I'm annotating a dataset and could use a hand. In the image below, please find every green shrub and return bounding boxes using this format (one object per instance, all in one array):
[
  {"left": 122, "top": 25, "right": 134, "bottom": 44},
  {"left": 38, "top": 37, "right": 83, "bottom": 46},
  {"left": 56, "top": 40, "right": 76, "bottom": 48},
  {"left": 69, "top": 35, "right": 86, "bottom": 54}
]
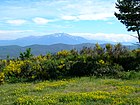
[
  {"left": 118, "top": 71, "right": 140, "bottom": 80},
  {"left": 1, "top": 44, "right": 140, "bottom": 82},
  {"left": 0, "top": 72, "right": 4, "bottom": 84},
  {"left": 19, "top": 48, "right": 33, "bottom": 60},
  {"left": 3, "top": 60, "right": 24, "bottom": 77},
  {"left": 135, "top": 64, "right": 140, "bottom": 72}
]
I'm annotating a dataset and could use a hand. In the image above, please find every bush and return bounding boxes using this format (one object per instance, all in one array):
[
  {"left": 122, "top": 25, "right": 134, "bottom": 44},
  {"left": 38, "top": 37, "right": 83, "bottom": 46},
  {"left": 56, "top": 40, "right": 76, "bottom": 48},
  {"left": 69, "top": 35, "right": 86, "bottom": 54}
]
[
  {"left": 135, "top": 64, "right": 140, "bottom": 72},
  {"left": 118, "top": 71, "right": 140, "bottom": 80},
  {"left": 3, "top": 60, "right": 24, "bottom": 78},
  {"left": 0, "top": 72, "right": 5, "bottom": 84},
  {"left": 93, "top": 64, "right": 123, "bottom": 78},
  {"left": 1, "top": 44, "right": 140, "bottom": 83}
]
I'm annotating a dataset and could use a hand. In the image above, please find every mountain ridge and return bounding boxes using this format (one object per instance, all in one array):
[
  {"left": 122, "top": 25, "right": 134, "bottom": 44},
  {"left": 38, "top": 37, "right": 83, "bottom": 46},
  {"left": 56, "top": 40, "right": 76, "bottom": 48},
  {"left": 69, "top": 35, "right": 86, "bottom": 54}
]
[
  {"left": 0, "top": 33, "right": 110, "bottom": 46},
  {"left": 0, "top": 43, "right": 139, "bottom": 59},
  {"left": 0, "top": 43, "right": 95, "bottom": 59}
]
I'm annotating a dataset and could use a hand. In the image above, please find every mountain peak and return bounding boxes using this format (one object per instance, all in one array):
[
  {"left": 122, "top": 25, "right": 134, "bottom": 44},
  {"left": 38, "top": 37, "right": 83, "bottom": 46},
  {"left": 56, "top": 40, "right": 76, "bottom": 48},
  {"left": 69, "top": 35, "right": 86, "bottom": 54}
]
[
  {"left": 0, "top": 33, "right": 107, "bottom": 46},
  {"left": 51, "top": 33, "right": 70, "bottom": 37}
]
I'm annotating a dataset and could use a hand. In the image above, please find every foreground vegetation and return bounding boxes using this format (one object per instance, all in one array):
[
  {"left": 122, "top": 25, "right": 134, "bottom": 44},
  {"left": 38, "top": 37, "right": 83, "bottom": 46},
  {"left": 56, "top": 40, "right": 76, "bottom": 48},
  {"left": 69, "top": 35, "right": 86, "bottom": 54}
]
[
  {"left": 0, "top": 43, "right": 140, "bottom": 84},
  {"left": 0, "top": 43, "right": 139, "bottom": 104},
  {"left": 0, "top": 77, "right": 140, "bottom": 105}
]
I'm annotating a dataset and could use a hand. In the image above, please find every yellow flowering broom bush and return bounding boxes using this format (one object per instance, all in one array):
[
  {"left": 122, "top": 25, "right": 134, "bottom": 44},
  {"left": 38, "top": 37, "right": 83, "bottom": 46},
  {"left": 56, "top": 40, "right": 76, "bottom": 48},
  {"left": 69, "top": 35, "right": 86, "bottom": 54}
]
[
  {"left": 3, "top": 60, "right": 24, "bottom": 77},
  {"left": 0, "top": 72, "right": 4, "bottom": 84}
]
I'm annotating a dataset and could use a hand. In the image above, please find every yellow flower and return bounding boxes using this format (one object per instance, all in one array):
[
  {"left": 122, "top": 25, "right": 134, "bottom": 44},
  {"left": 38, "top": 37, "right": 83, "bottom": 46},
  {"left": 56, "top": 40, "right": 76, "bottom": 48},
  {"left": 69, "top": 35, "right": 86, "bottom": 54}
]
[{"left": 99, "top": 60, "right": 105, "bottom": 65}]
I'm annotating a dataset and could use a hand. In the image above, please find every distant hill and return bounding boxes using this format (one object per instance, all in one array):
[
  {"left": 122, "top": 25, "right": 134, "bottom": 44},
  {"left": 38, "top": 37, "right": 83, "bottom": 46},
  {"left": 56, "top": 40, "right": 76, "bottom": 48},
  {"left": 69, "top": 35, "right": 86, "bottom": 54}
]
[
  {"left": 0, "top": 33, "right": 108, "bottom": 46},
  {"left": 0, "top": 33, "right": 139, "bottom": 59},
  {"left": 0, "top": 43, "right": 139, "bottom": 59},
  {"left": 0, "top": 43, "right": 96, "bottom": 59}
]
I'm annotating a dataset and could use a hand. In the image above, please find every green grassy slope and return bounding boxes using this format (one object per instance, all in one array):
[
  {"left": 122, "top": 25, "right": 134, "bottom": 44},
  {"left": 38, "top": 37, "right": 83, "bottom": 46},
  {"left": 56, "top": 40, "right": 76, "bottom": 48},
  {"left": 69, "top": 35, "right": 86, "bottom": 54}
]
[{"left": 0, "top": 77, "right": 140, "bottom": 105}]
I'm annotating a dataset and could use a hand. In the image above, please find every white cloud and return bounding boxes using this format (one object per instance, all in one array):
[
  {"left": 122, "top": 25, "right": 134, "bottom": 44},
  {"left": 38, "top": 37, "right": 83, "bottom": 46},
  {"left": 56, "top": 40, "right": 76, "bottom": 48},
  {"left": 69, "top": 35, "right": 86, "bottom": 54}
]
[
  {"left": 0, "top": 30, "right": 33, "bottom": 40},
  {"left": 60, "top": 0, "right": 116, "bottom": 21},
  {"left": 70, "top": 33, "right": 137, "bottom": 43},
  {"left": 107, "top": 22, "right": 114, "bottom": 25},
  {"left": 62, "top": 16, "right": 78, "bottom": 21},
  {"left": 61, "top": 13, "right": 113, "bottom": 21},
  {"left": 0, "top": 30, "right": 33, "bottom": 34},
  {"left": 6, "top": 19, "right": 27, "bottom": 25},
  {"left": 78, "top": 13, "right": 113, "bottom": 21},
  {"left": 32, "top": 17, "right": 50, "bottom": 25},
  {"left": 0, "top": 0, "right": 117, "bottom": 21},
  {"left": 0, "top": 29, "right": 138, "bottom": 43}
]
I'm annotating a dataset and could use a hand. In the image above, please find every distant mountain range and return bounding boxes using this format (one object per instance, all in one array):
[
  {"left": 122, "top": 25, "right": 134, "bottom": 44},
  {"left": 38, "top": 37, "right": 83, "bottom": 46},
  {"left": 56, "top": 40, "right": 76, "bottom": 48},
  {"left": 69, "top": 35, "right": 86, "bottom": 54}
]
[
  {"left": 0, "top": 33, "right": 139, "bottom": 59},
  {"left": 0, "top": 43, "right": 139, "bottom": 59},
  {"left": 0, "top": 43, "right": 94, "bottom": 59},
  {"left": 0, "top": 33, "right": 119, "bottom": 46}
]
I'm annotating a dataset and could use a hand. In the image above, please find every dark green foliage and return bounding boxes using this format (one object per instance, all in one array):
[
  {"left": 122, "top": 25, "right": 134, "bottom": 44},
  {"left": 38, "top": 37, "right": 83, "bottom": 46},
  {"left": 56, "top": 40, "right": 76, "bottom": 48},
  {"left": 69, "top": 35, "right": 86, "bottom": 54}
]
[
  {"left": 114, "top": 0, "right": 140, "bottom": 43},
  {"left": 19, "top": 48, "right": 33, "bottom": 60},
  {"left": 118, "top": 71, "right": 140, "bottom": 80},
  {"left": 0, "top": 43, "right": 140, "bottom": 83}
]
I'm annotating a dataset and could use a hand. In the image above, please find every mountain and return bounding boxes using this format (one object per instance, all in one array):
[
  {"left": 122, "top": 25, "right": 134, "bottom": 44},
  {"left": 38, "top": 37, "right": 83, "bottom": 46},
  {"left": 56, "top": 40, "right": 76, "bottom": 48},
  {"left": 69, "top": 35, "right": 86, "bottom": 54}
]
[
  {"left": 0, "top": 43, "right": 139, "bottom": 59},
  {"left": 0, "top": 33, "right": 138, "bottom": 59},
  {"left": 0, "top": 33, "right": 135, "bottom": 46},
  {"left": 0, "top": 33, "right": 106, "bottom": 46},
  {"left": 0, "top": 43, "right": 97, "bottom": 59},
  {"left": 0, "top": 33, "right": 137, "bottom": 46}
]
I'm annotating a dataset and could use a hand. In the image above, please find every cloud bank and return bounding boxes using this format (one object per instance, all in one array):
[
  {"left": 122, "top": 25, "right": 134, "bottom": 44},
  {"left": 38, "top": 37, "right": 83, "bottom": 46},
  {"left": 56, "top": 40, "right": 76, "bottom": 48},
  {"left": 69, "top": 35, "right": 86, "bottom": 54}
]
[
  {"left": 0, "top": 30, "right": 137, "bottom": 43},
  {"left": 32, "top": 17, "right": 50, "bottom": 25},
  {"left": 0, "top": 0, "right": 116, "bottom": 21},
  {"left": 6, "top": 19, "right": 27, "bottom": 25},
  {"left": 70, "top": 33, "right": 137, "bottom": 43},
  {"left": 0, "top": 0, "right": 136, "bottom": 43}
]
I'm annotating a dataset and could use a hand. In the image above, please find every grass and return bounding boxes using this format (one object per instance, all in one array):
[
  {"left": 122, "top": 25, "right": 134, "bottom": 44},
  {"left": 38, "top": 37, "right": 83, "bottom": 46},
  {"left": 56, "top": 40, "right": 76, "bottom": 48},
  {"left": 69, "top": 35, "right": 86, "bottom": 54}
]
[{"left": 0, "top": 77, "right": 140, "bottom": 105}]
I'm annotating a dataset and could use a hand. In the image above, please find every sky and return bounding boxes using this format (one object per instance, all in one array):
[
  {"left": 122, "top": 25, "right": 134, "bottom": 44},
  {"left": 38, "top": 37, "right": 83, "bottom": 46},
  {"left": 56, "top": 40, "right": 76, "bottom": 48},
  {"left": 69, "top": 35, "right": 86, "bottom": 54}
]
[{"left": 0, "top": 0, "right": 138, "bottom": 43}]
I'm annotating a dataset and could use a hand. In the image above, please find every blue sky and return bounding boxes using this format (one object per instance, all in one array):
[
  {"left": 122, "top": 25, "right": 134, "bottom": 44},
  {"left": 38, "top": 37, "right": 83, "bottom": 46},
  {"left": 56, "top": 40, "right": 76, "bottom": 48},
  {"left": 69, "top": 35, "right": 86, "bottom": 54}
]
[{"left": 0, "top": 0, "right": 138, "bottom": 42}]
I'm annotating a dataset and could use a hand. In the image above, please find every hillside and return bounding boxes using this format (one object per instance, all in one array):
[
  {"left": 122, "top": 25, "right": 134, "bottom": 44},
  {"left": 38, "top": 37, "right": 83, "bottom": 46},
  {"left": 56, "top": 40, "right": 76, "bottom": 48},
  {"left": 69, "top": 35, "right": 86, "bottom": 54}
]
[
  {"left": 0, "top": 43, "right": 96, "bottom": 59},
  {"left": 0, "top": 43, "right": 139, "bottom": 59}
]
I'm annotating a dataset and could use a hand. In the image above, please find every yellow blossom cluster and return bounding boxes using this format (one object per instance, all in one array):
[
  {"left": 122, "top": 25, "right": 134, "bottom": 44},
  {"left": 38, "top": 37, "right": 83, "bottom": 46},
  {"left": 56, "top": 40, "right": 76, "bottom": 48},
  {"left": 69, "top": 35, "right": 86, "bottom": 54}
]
[
  {"left": 0, "top": 72, "right": 5, "bottom": 84},
  {"left": 4, "top": 60, "right": 24, "bottom": 75}
]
